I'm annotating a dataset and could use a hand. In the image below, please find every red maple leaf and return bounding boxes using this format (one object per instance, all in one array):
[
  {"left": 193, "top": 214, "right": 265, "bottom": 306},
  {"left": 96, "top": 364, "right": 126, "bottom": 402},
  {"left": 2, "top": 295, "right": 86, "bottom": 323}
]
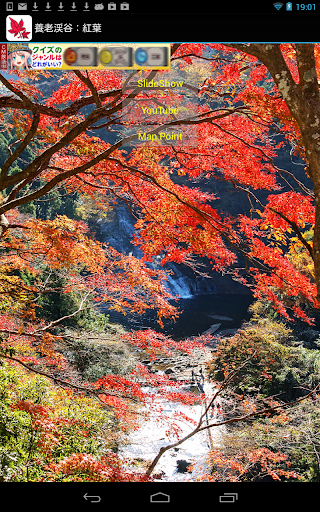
[
  {"left": 8, "top": 18, "right": 24, "bottom": 37},
  {"left": 8, "top": 18, "right": 29, "bottom": 39},
  {"left": 21, "top": 29, "right": 30, "bottom": 39}
]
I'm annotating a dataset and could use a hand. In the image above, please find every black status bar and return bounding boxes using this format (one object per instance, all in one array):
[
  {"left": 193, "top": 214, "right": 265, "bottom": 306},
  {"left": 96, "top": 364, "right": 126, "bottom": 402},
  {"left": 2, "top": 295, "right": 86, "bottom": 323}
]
[{"left": 1, "top": 1, "right": 319, "bottom": 13}]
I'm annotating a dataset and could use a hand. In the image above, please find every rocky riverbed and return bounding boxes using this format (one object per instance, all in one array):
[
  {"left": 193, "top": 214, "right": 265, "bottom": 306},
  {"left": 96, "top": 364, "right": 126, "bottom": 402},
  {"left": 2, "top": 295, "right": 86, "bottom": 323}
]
[
  {"left": 139, "top": 343, "right": 216, "bottom": 385},
  {"left": 138, "top": 328, "right": 238, "bottom": 385},
  {"left": 120, "top": 336, "right": 229, "bottom": 481}
]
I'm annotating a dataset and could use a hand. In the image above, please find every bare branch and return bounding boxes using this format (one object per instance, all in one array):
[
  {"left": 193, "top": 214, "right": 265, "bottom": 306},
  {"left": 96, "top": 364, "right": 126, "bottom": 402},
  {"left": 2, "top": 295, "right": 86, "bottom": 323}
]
[{"left": 145, "top": 360, "right": 320, "bottom": 477}]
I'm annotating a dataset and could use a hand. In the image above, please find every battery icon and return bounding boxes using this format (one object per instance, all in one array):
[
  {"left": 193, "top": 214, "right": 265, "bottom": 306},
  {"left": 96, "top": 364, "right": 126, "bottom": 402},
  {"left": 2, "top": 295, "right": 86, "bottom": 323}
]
[{"left": 286, "top": 2, "right": 292, "bottom": 9}]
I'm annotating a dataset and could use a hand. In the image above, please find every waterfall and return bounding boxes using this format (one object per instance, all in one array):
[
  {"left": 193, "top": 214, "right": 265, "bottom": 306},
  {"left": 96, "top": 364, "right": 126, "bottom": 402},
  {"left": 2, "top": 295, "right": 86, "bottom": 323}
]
[
  {"left": 101, "top": 204, "right": 143, "bottom": 257},
  {"left": 165, "top": 274, "right": 194, "bottom": 299},
  {"left": 100, "top": 202, "right": 244, "bottom": 299},
  {"left": 164, "top": 262, "right": 218, "bottom": 299}
]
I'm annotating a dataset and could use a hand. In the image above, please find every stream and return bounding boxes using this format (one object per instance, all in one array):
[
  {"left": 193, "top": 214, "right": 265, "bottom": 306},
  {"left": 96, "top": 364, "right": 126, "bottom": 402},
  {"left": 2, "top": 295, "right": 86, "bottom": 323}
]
[
  {"left": 120, "top": 378, "right": 226, "bottom": 481},
  {"left": 111, "top": 293, "right": 253, "bottom": 481}
]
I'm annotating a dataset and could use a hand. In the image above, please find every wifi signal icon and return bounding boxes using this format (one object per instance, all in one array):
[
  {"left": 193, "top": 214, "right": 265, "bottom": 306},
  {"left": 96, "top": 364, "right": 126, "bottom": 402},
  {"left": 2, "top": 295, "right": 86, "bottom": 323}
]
[{"left": 273, "top": 2, "right": 284, "bottom": 9}]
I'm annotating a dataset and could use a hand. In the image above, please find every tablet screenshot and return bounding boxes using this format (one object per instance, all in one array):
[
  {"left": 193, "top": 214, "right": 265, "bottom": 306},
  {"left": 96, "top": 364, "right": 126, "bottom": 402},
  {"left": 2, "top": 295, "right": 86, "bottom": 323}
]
[{"left": 0, "top": 2, "right": 318, "bottom": 506}]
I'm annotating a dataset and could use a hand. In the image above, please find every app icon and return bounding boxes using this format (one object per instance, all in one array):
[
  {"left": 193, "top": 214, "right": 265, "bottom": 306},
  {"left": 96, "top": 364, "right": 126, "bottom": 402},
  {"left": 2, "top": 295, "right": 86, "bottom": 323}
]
[{"left": 6, "top": 15, "right": 32, "bottom": 41}]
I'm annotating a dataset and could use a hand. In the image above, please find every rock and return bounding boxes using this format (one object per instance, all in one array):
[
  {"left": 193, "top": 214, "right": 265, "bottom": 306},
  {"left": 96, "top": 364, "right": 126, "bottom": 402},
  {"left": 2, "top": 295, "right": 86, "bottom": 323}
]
[
  {"left": 133, "top": 341, "right": 215, "bottom": 383},
  {"left": 208, "top": 314, "right": 234, "bottom": 322},
  {"left": 176, "top": 459, "right": 192, "bottom": 473},
  {"left": 202, "top": 323, "right": 221, "bottom": 335},
  {"left": 217, "top": 328, "right": 239, "bottom": 338}
]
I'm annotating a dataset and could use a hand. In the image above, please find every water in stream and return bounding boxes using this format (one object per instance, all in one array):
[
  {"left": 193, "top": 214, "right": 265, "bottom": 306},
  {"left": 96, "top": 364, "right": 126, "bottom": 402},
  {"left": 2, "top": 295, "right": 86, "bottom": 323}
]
[
  {"left": 120, "top": 379, "right": 226, "bottom": 481},
  {"left": 111, "top": 292, "right": 252, "bottom": 481}
]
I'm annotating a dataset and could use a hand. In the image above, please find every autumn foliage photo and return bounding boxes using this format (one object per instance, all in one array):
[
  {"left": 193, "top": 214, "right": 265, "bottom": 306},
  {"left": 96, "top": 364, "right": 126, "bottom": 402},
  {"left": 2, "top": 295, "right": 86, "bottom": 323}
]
[{"left": 0, "top": 43, "right": 320, "bottom": 484}]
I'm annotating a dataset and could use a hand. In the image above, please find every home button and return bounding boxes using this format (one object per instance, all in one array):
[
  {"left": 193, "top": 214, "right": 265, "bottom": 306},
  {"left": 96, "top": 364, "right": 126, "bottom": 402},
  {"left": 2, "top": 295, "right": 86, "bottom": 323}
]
[{"left": 150, "top": 492, "right": 170, "bottom": 503}]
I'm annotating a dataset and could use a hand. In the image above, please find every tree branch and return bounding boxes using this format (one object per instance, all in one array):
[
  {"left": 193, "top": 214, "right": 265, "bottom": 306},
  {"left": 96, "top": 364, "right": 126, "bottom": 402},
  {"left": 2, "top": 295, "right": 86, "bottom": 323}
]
[
  {"left": 0, "top": 111, "right": 40, "bottom": 185},
  {"left": 73, "top": 69, "right": 101, "bottom": 108},
  {"left": 0, "top": 354, "right": 143, "bottom": 414},
  {"left": 269, "top": 207, "right": 314, "bottom": 259},
  {"left": 146, "top": 369, "right": 320, "bottom": 477}
]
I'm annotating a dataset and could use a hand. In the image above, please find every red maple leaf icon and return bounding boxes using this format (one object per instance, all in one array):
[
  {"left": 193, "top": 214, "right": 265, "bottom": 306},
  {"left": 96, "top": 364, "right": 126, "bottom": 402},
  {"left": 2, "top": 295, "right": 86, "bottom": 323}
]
[
  {"left": 21, "top": 29, "right": 31, "bottom": 39},
  {"left": 8, "top": 17, "right": 30, "bottom": 39}
]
